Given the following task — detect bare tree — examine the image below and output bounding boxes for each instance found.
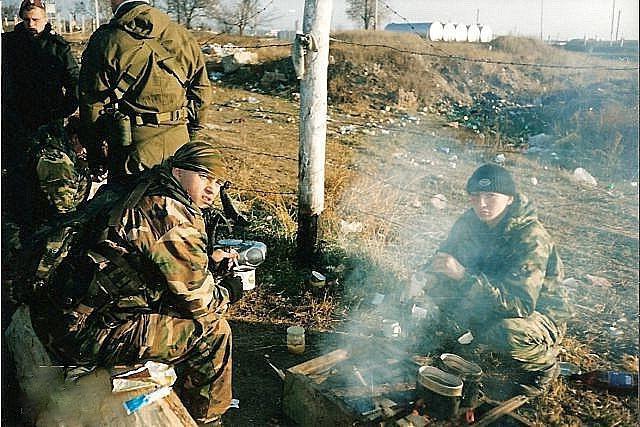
[166,0,218,29]
[346,0,388,30]
[73,0,112,23]
[212,0,275,36]
[2,3,19,19]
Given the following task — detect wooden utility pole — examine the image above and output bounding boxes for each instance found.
[94,0,100,27]
[374,0,378,30]
[296,0,332,263]
[539,0,543,40]
[609,0,615,41]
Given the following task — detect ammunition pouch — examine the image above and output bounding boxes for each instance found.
[99,106,133,147]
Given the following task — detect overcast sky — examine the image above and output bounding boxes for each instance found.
[273,0,639,41]
[8,0,637,41]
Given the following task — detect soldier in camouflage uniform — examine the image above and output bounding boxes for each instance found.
[416,164,568,396]
[30,117,90,217]
[79,0,212,179]
[31,141,243,423]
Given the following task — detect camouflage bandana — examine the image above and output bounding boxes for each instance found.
[167,141,225,181]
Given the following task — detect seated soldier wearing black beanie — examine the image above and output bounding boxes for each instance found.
[413,163,570,397]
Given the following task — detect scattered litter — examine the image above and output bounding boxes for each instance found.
[531,177,538,185]
[448,162,457,169]
[457,331,474,345]
[245,96,260,104]
[585,274,612,288]
[572,168,598,186]
[494,153,506,164]
[123,386,172,415]
[339,125,356,135]
[438,147,451,154]
[340,219,363,234]
[228,398,240,409]
[411,198,422,208]
[562,277,581,288]
[630,181,638,188]
[112,361,177,393]
[430,194,447,210]
[208,71,224,81]
[309,271,326,288]
[448,154,458,162]
[411,305,428,320]
[371,293,385,305]
[608,326,624,337]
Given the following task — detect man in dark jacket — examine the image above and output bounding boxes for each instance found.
[79,0,212,179]
[1,0,80,162]
[1,0,80,254]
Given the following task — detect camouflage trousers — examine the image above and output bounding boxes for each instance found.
[475,311,561,372]
[33,309,232,419]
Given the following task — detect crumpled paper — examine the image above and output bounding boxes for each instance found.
[112,361,177,393]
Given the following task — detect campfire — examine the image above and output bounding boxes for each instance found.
[282,339,531,426]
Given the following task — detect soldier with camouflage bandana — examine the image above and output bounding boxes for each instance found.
[31,141,243,424]
[415,164,569,397]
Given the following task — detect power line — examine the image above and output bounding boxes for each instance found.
[329,37,639,71]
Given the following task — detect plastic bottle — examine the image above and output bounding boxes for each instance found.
[569,370,638,394]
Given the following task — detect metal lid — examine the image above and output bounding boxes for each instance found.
[440,353,483,380]
[417,366,463,397]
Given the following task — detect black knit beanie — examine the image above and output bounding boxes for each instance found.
[466,163,516,196]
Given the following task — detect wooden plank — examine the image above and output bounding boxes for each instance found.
[483,397,535,426]
[474,395,529,427]
[287,348,350,376]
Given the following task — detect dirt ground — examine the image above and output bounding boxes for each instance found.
[2,33,638,426]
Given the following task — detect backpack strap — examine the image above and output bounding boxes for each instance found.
[111,38,188,102]
[108,177,154,227]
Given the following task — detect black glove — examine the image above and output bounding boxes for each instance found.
[221,275,243,304]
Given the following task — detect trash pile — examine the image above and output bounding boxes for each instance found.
[434,92,548,146]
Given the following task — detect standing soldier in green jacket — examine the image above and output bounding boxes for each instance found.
[412,164,571,398]
[79,0,212,179]
[31,142,243,424]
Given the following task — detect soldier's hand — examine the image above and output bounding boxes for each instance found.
[210,248,239,273]
[431,252,466,281]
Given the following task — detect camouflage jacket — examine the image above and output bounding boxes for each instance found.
[29,122,90,215]
[79,3,211,169]
[39,168,231,325]
[89,168,231,320]
[434,194,565,322]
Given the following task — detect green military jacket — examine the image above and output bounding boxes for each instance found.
[79,3,212,174]
[432,194,568,324]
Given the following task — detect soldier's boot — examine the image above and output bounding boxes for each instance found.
[517,362,560,397]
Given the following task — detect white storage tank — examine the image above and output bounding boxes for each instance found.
[454,23,468,42]
[426,21,443,41]
[479,24,493,43]
[467,24,480,42]
[442,22,456,42]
